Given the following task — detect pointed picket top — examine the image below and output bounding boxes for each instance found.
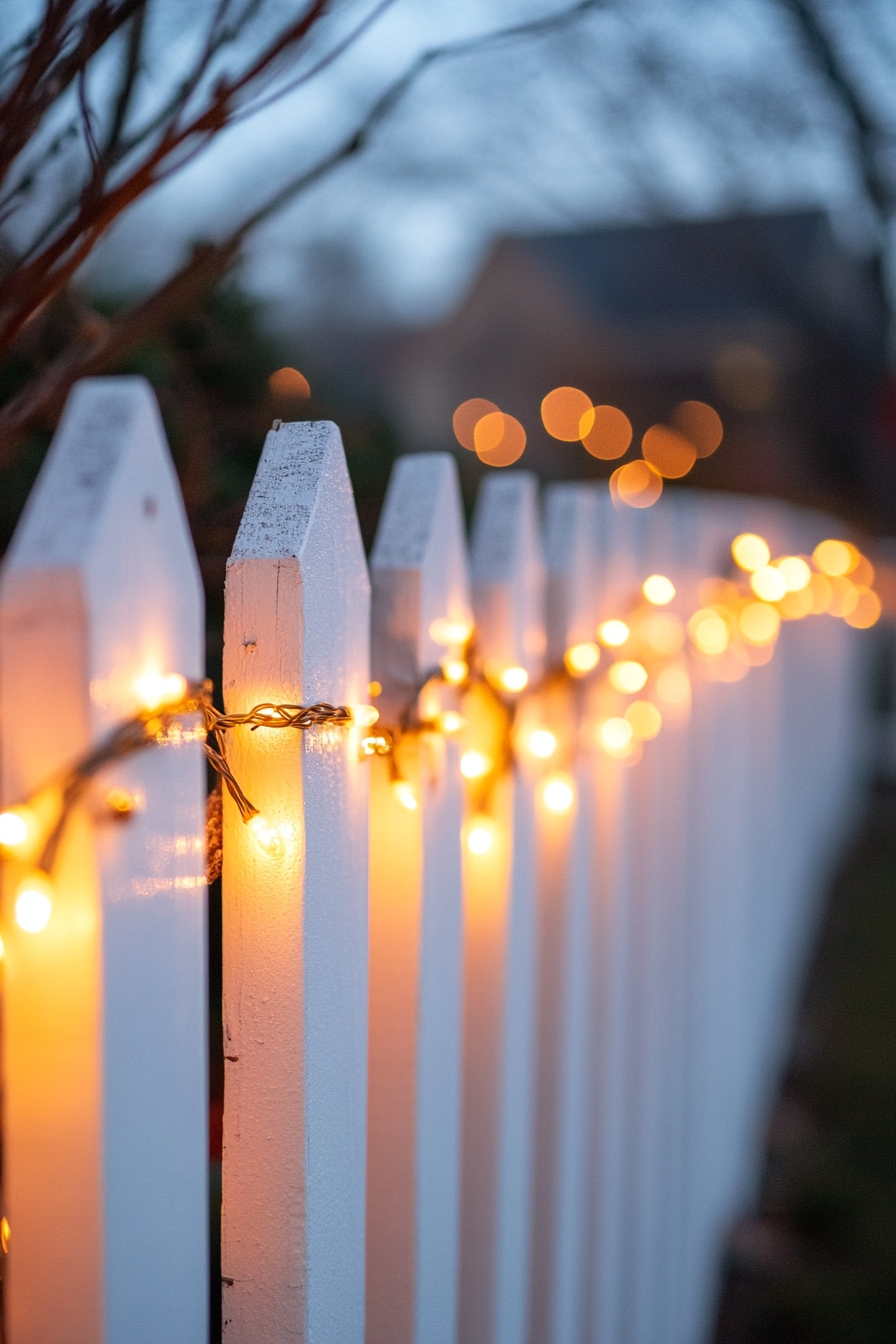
[370,452,472,717]
[542,483,600,665]
[0,375,207,1344]
[222,419,370,1344]
[470,470,546,684]
[3,375,202,735]
[227,419,369,705]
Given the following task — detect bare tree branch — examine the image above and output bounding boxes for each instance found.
[0,0,608,452]
[0,0,334,352]
[779,0,894,223]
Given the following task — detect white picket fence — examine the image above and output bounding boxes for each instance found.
[0,377,868,1344]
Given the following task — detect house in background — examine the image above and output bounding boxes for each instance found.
[355,211,892,530]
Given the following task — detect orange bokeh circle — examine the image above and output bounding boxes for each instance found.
[581,405,632,460]
[610,460,663,509]
[453,397,500,451]
[641,424,697,479]
[671,400,723,457]
[541,386,594,441]
[269,367,311,398]
[475,412,527,466]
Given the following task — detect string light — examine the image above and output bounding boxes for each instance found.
[351,704,380,728]
[392,780,418,811]
[776,556,811,592]
[134,671,188,712]
[598,619,630,647]
[642,574,676,605]
[608,660,648,694]
[731,533,771,572]
[0,807,34,852]
[461,750,493,779]
[812,539,855,578]
[541,775,575,813]
[564,642,600,675]
[247,815,293,859]
[0,529,877,899]
[466,817,496,854]
[15,872,53,933]
[496,666,528,693]
[526,729,557,759]
[441,657,468,685]
[429,617,474,646]
[749,566,787,602]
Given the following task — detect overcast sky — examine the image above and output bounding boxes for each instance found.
[71,0,895,328]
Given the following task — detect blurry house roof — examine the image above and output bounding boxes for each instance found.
[367,211,891,527]
[528,212,881,355]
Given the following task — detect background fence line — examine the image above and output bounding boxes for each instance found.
[0,382,875,1344]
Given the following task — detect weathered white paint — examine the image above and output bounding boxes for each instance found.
[367,453,470,1344]
[221,421,370,1343]
[0,377,207,1344]
[460,471,544,1344]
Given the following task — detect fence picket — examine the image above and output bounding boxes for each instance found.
[0,377,208,1344]
[460,470,545,1344]
[366,453,471,1344]
[0,381,879,1344]
[532,483,601,1344]
[221,420,370,1343]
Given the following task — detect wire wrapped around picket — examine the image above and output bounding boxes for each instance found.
[0,681,359,884]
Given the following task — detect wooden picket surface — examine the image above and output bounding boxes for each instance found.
[0,379,876,1344]
[0,377,207,1344]
[367,453,470,1344]
[221,421,369,1344]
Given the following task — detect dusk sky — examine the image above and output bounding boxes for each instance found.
[47,0,894,327]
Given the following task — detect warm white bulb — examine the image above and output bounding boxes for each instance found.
[0,808,31,849]
[608,660,648,694]
[499,666,528,693]
[542,775,575,813]
[527,729,557,759]
[392,780,418,811]
[564,642,600,676]
[351,704,379,728]
[750,566,787,603]
[466,820,495,855]
[642,574,676,605]
[598,717,634,756]
[134,671,188,711]
[460,751,492,780]
[247,814,292,858]
[437,711,467,735]
[15,873,53,933]
[429,616,474,646]
[731,533,771,572]
[440,657,468,685]
[776,556,812,593]
[598,620,630,647]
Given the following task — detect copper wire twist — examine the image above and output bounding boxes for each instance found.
[4,682,356,877]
